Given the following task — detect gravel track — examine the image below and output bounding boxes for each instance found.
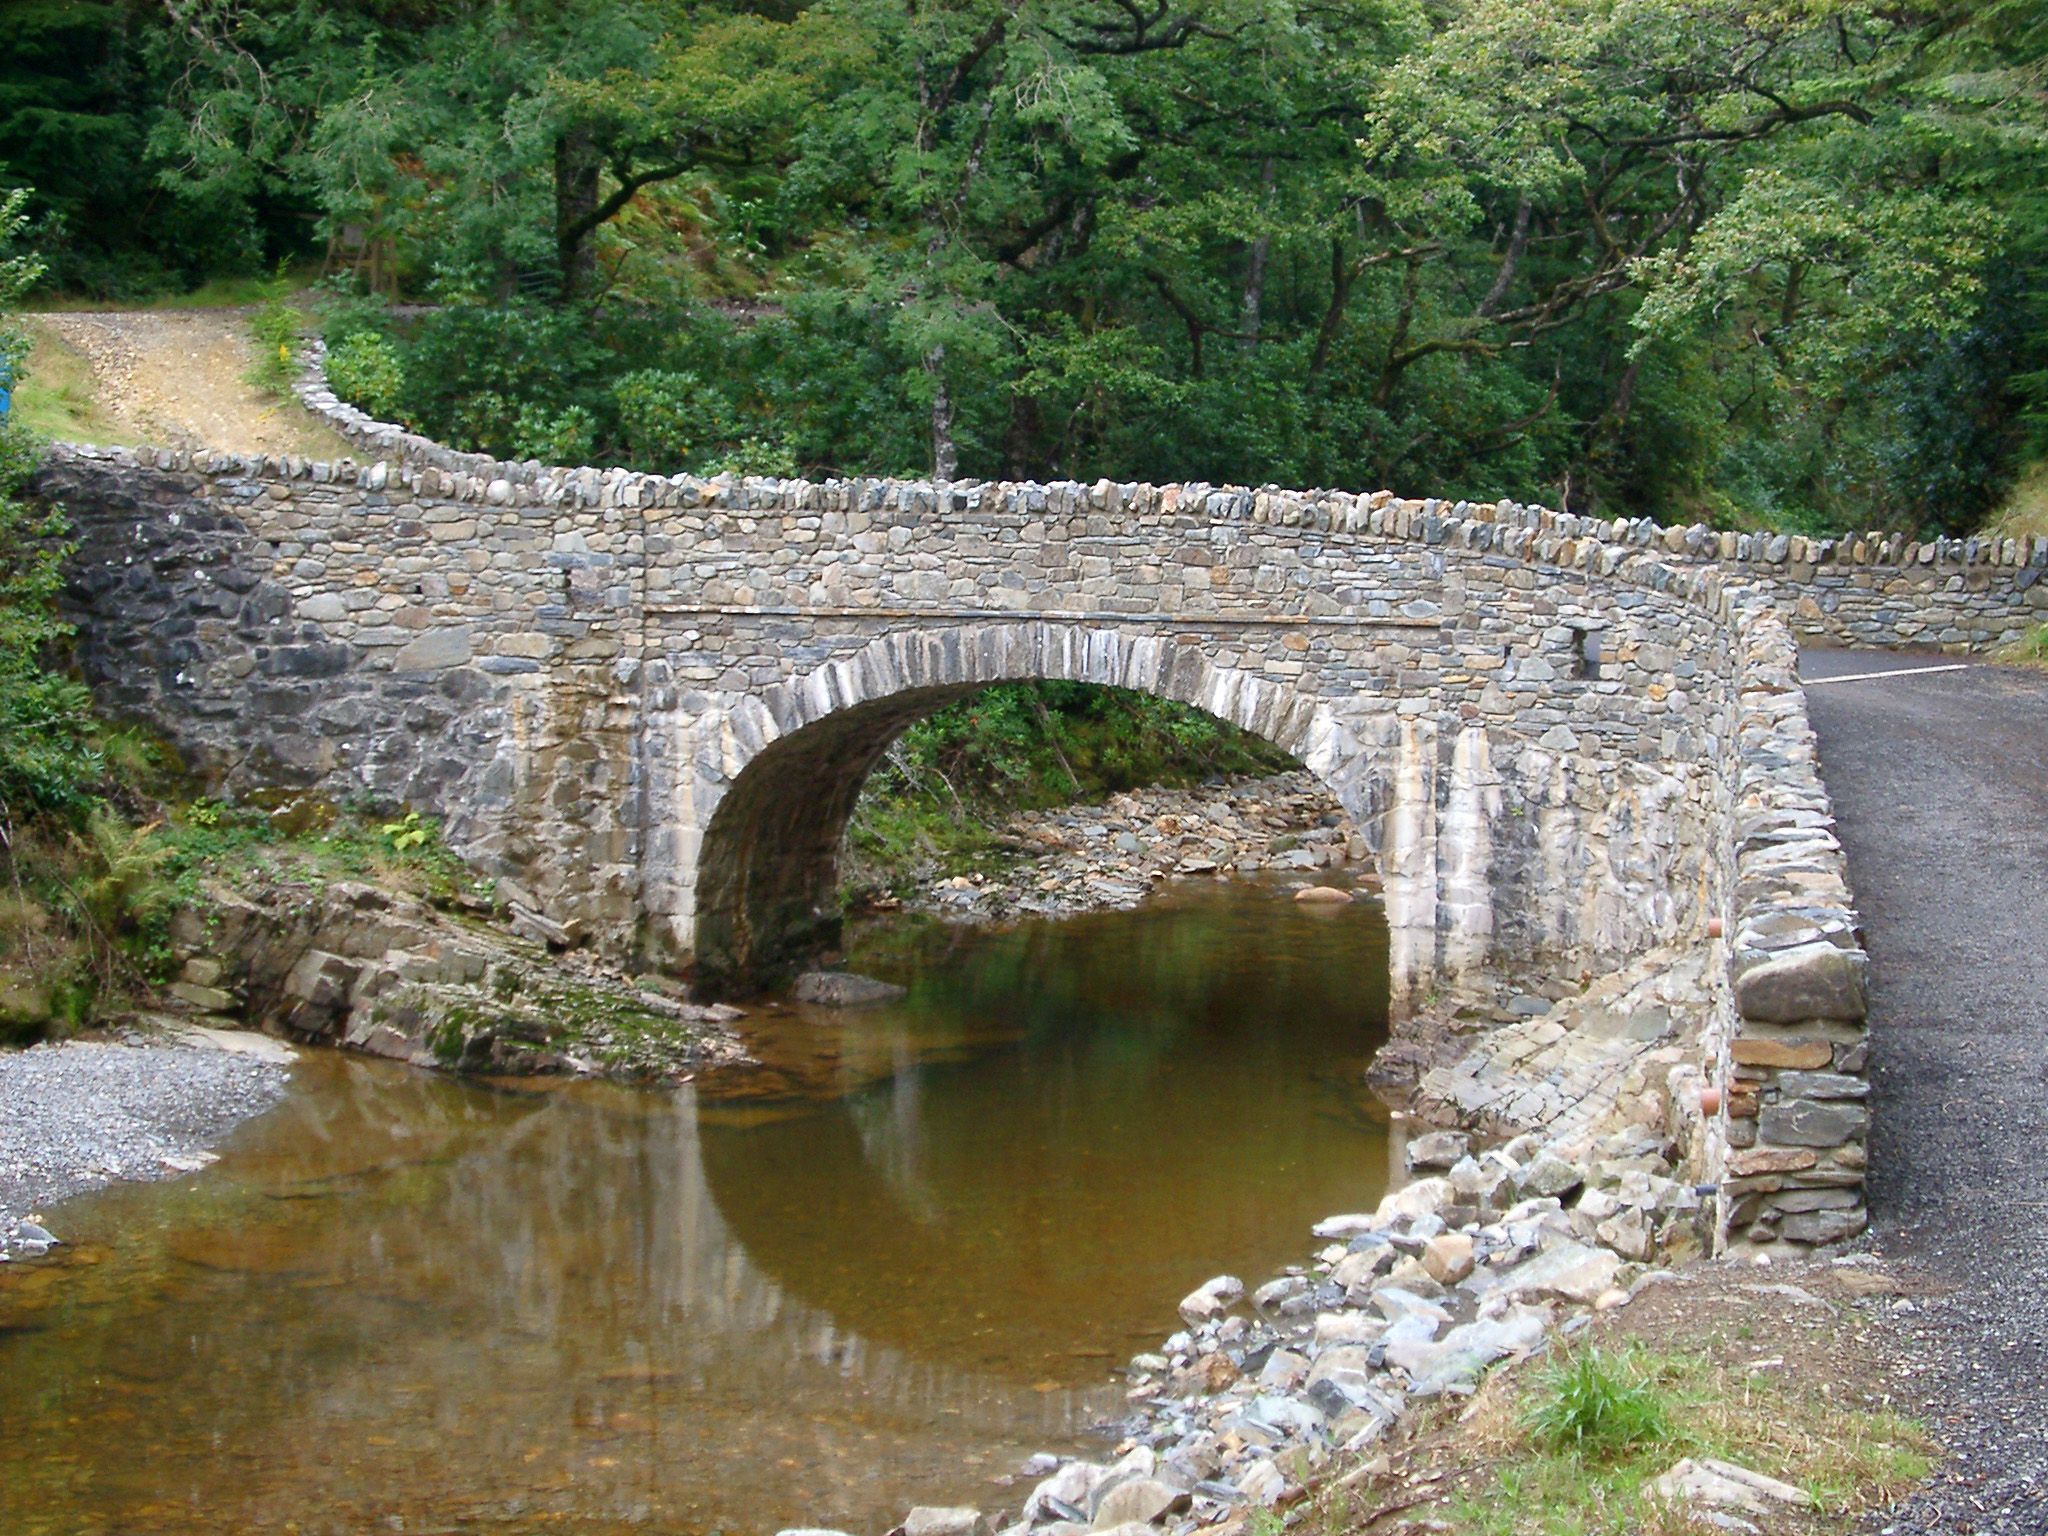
[1799,651,2048,1535]
[26,309,350,458]
[0,1038,289,1261]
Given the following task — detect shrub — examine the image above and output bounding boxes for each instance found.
[613,367,729,470]
[0,422,98,839]
[512,401,596,465]
[247,260,302,396]
[324,330,406,420]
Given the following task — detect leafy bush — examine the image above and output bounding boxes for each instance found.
[1523,1348,1673,1460]
[512,401,597,464]
[613,367,724,468]
[324,330,406,419]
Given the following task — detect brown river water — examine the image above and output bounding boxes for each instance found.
[0,875,1394,1535]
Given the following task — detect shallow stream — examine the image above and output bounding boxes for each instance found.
[0,875,1394,1534]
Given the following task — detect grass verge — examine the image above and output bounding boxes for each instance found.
[1995,623,2048,672]
[6,319,132,445]
[1291,1337,1930,1536]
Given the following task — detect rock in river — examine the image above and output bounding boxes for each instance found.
[792,971,908,1008]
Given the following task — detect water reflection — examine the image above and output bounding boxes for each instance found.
[0,876,1394,1535]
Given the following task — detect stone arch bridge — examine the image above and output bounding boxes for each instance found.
[33,438,2048,1250]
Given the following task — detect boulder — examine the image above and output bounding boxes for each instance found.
[1516,1154,1584,1199]
[1292,886,1354,904]
[1023,1463,1113,1524]
[1646,1458,1811,1517]
[792,970,908,1008]
[1176,1274,1244,1324]
[1421,1232,1475,1285]
[1496,1241,1623,1304]
[1733,943,1866,1023]
[1090,1480,1189,1529]
[1404,1130,1470,1171]
[902,1510,992,1536]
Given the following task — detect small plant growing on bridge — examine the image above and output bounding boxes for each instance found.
[378,811,434,854]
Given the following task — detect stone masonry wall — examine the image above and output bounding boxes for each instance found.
[41,397,1959,1253]
[39,444,1738,1008]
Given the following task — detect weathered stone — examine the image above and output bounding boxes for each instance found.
[393,626,472,671]
[1090,1480,1189,1529]
[1646,1458,1811,1517]
[1176,1274,1243,1324]
[1725,1146,1817,1177]
[1757,1099,1867,1149]
[1496,1241,1623,1304]
[791,971,907,1008]
[1404,1130,1470,1171]
[1729,1037,1833,1069]
[1777,1206,1868,1244]
[1734,943,1866,1023]
[1421,1232,1475,1285]
[1516,1154,1584,1199]
[1774,1070,1869,1100]
[901,1509,993,1536]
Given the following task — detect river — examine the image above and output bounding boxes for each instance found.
[0,874,1394,1534]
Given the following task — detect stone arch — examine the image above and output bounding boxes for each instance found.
[649,623,1437,995]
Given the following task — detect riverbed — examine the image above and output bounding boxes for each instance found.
[0,874,1395,1535]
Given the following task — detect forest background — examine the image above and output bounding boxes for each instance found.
[3,0,2045,534]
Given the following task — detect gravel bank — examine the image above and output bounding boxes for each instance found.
[0,1036,291,1261]
[875,769,1365,925]
[1799,652,2048,1533]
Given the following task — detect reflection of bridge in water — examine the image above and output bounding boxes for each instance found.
[0,1057,1114,1536]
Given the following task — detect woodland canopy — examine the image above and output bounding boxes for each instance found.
[3,0,2044,532]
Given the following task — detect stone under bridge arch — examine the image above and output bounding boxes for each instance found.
[642,622,1442,996]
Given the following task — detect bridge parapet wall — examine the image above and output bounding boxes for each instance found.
[294,339,2048,654]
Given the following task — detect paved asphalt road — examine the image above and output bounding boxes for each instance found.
[1798,651,2048,1534]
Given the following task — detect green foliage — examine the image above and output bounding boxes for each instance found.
[246,262,303,397]
[846,682,1295,886]
[323,329,405,419]
[378,810,431,853]
[0,191,99,844]
[5,2,2048,529]
[613,368,723,470]
[1522,1348,1673,1461]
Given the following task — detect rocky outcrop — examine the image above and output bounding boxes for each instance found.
[164,878,746,1078]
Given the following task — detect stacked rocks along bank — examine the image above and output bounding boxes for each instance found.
[38,344,2036,1260]
[818,1117,1717,1536]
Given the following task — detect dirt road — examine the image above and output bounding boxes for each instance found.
[24,309,350,459]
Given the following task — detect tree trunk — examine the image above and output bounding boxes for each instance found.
[1240,159,1276,352]
[554,129,601,303]
[927,344,958,480]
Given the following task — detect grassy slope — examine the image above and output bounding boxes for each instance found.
[8,320,134,445]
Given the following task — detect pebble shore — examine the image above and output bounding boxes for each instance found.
[0,1035,290,1261]
[893,770,1366,925]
